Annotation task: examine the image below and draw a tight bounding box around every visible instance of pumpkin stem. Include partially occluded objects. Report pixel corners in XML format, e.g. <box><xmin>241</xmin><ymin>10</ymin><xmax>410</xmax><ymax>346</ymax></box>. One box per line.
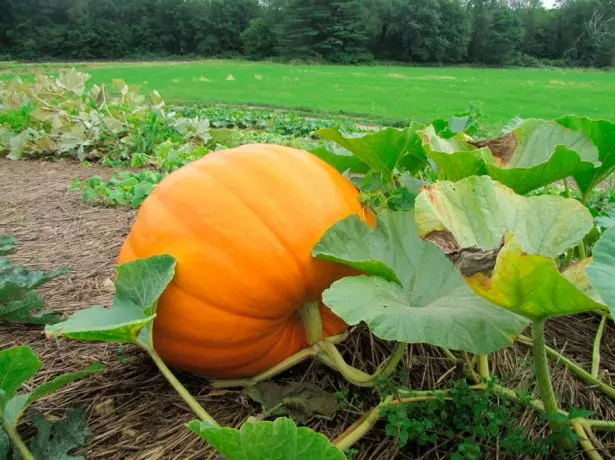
<box><xmin>209</xmin><ymin>332</ymin><xmax>351</xmax><ymax>388</ymax></box>
<box><xmin>298</xmin><ymin>301</ymin><xmax>325</xmax><ymax>345</ymax></box>
<box><xmin>210</xmin><ymin>346</ymin><xmax>318</xmax><ymax>388</ymax></box>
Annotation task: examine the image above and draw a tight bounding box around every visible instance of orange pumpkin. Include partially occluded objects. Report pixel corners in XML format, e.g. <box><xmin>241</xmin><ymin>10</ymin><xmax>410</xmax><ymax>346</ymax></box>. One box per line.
<box><xmin>118</xmin><ymin>143</ymin><xmax>370</xmax><ymax>378</ymax></box>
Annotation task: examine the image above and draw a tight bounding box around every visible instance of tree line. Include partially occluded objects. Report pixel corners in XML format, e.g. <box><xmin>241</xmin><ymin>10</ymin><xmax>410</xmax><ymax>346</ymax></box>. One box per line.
<box><xmin>0</xmin><ymin>0</ymin><xmax>614</xmax><ymax>67</ymax></box>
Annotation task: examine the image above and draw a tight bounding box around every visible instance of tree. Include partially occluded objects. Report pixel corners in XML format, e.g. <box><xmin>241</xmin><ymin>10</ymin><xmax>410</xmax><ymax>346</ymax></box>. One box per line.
<box><xmin>278</xmin><ymin>0</ymin><xmax>371</xmax><ymax>62</ymax></box>
<box><xmin>242</xmin><ymin>17</ymin><xmax>278</xmax><ymax>59</ymax></box>
<box><xmin>381</xmin><ymin>0</ymin><xmax>444</xmax><ymax>62</ymax></box>
<box><xmin>438</xmin><ymin>0</ymin><xmax>473</xmax><ymax>62</ymax></box>
<box><xmin>469</xmin><ymin>0</ymin><xmax>524</xmax><ymax>65</ymax></box>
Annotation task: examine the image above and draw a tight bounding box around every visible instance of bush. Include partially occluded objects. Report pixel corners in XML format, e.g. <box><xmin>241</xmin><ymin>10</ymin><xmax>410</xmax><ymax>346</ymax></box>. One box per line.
<box><xmin>510</xmin><ymin>53</ymin><xmax>543</xmax><ymax>68</ymax></box>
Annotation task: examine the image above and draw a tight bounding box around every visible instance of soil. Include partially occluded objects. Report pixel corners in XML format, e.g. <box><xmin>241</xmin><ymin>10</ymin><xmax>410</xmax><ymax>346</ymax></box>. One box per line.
<box><xmin>1</xmin><ymin>158</ymin><xmax>614</xmax><ymax>459</ymax></box>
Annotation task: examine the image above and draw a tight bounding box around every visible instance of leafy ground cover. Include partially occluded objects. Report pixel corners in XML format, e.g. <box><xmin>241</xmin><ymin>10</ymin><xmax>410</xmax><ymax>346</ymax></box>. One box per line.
<box><xmin>2</xmin><ymin>60</ymin><xmax>615</xmax><ymax>131</ymax></box>
<box><xmin>1</xmin><ymin>68</ymin><xmax>615</xmax><ymax>459</ymax></box>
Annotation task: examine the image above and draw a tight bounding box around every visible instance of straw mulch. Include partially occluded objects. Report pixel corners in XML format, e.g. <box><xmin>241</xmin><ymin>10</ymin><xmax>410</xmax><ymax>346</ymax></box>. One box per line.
<box><xmin>1</xmin><ymin>158</ymin><xmax>614</xmax><ymax>459</ymax></box>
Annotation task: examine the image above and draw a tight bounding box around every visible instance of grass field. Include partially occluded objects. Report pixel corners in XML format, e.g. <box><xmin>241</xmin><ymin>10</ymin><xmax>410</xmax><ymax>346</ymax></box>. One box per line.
<box><xmin>2</xmin><ymin>59</ymin><xmax>615</xmax><ymax>129</ymax></box>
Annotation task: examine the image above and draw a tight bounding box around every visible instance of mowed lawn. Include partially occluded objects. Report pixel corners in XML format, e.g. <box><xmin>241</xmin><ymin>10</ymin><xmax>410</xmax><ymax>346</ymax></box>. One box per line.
<box><xmin>3</xmin><ymin>60</ymin><xmax>615</xmax><ymax>129</ymax></box>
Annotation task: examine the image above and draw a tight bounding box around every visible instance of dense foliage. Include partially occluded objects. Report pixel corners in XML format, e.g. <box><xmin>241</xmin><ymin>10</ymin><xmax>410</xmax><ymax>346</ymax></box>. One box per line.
<box><xmin>3</xmin><ymin>71</ymin><xmax>615</xmax><ymax>458</ymax></box>
<box><xmin>1</xmin><ymin>0</ymin><xmax>614</xmax><ymax>67</ymax></box>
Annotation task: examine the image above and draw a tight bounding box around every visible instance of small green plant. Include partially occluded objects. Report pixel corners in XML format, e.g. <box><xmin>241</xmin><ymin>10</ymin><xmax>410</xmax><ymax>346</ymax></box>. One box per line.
<box><xmin>0</xmin><ymin>236</ymin><xmax>68</xmax><ymax>325</ymax></box>
<box><xmin>381</xmin><ymin>379</ymin><xmax>550</xmax><ymax>458</ymax></box>
<box><xmin>71</xmin><ymin>170</ymin><xmax>165</xmax><ymax>208</ymax></box>
<box><xmin>0</xmin><ymin>345</ymin><xmax>102</xmax><ymax>460</ymax></box>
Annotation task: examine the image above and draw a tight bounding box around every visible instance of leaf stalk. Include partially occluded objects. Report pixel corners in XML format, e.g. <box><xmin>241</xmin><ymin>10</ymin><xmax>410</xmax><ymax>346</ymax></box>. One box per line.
<box><xmin>137</xmin><ymin>340</ymin><xmax>219</xmax><ymax>426</ymax></box>
<box><xmin>517</xmin><ymin>334</ymin><xmax>615</xmax><ymax>400</ymax></box>
<box><xmin>2</xmin><ymin>419</ymin><xmax>34</xmax><ymax>460</ymax></box>
<box><xmin>591</xmin><ymin>314</ymin><xmax>607</xmax><ymax>378</ymax></box>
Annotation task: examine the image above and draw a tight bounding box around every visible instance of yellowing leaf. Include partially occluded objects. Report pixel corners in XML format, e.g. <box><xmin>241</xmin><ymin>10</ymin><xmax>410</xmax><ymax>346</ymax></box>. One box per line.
<box><xmin>55</xmin><ymin>69</ymin><xmax>90</xmax><ymax>95</ymax></box>
<box><xmin>415</xmin><ymin>176</ymin><xmax>592</xmax><ymax>258</ymax></box>
<box><xmin>420</xmin><ymin>118</ymin><xmax>600</xmax><ymax>194</ymax></box>
<box><xmin>467</xmin><ymin>234</ymin><xmax>606</xmax><ymax>320</ymax></box>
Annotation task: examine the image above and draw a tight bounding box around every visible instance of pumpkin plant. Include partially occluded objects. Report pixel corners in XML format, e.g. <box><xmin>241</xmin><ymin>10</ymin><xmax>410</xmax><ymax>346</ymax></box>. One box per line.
<box><xmin>0</xmin><ymin>346</ymin><xmax>102</xmax><ymax>460</ymax></box>
<box><xmin>45</xmin><ymin>114</ymin><xmax>615</xmax><ymax>458</ymax></box>
<box><xmin>0</xmin><ymin>236</ymin><xmax>68</xmax><ymax>325</ymax></box>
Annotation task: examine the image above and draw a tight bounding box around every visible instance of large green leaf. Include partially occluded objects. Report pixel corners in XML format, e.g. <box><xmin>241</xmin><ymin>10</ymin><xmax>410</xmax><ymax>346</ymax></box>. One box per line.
<box><xmin>420</xmin><ymin>119</ymin><xmax>600</xmax><ymax>194</ymax></box>
<box><xmin>586</xmin><ymin>228</ymin><xmax>615</xmax><ymax>318</ymax></box>
<box><xmin>313</xmin><ymin>212</ymin><xmax>528</xmax><ymax>354</ymax></box>
<box><xmin>3</xmin><ymin>362</ymin><xmax>103</xmax><ymax>427</ymax></box>
<box><xmin>0</xmin><ymin>291</ymin><xmax>62</xmax><ymax>325</ymax></box>
<box><xmin>0</xmin><ymin>237</ymin><xmax>17</xmax><ymax>256</ymax></box>
<box><xmin>557</xmin><ymin>116</ymin><xmax>615</xmax><ymax>195</ymax></box>
<box><xmin>467</xmin><ymin>234</ymin><xmax>606</xmax><ymax>320</ymax></box>
<box><xmin>28</xmin><ymin>407</ymin><xmax>91</xmax><ymax>460</ymax></box>
<box><xmin>314</xmin><ymin>125</ymin><xmax>426</xmax><ymax>177</ymax></box>
<box><xmin>0</xmin><ymin>258</ymin><xmax>68</xmax><ymax>303</ymax></box>
<box><xmin>188</xmin><ymin>417</ymin><xmax>345</xmax><ymax>460</ymax></box>
<box><xmin>0</xmin><ymin>346</ymin><xmax>41</xmax><ymax>408</ymax></box>
<box><xmin>45</xmin><ymin>255</ymin><xmax>176</xmax><ymax>346</ymax></box>
<box><xmin>308</xmin><ymin>144</ymin><xmax>368</xmax><ymax>174</ymax></box>
<box><xmin>415</xmin><ymin>176</ymin><xmax>593</xmax><ymax>258</ymax></box>
<box><xmin>0</xmin><ymin>249</ymin><xmax>67</xmax><ymax>325</ymax></box>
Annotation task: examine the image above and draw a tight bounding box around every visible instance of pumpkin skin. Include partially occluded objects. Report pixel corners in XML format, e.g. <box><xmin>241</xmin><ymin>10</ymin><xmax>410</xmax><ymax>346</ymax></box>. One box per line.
<box><xmin>118</xmin><ymin>143</ymin><xmax>370</xmax><ymax>378</ymax></box>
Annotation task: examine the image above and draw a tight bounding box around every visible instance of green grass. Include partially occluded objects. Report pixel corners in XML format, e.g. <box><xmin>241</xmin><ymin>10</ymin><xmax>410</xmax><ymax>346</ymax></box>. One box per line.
<box><xmin>3</xmin><ymin>60</ymin><xmax>615</xmax><ymax>129</ymax></box>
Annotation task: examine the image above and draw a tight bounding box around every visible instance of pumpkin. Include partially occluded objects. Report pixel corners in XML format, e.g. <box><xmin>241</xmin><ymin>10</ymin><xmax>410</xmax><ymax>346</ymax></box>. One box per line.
<box><xmin>118</xmin><ymin>143</ymin><xmax>370</xmax><ymax>378</ymax></box>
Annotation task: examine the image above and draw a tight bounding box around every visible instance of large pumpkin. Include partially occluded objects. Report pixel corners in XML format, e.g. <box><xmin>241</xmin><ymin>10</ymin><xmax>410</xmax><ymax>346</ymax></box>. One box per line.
<box><xmin>118</xmin><ymin>143</ymin><xmax>370</xmax><ymax>378</ymax></box>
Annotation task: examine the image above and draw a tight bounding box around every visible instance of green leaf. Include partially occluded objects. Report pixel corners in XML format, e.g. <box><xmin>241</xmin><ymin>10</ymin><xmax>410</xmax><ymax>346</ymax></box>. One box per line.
<box><xmin>313</xmin><ymin>212</ymin><xmax>528</xmax><ymax>354</ymax></box>
<box><xmin>557</xmin><ymin>116</ymin><xmax>615</xmax><ymax>195</ymax></box>
<box><xmin>3</xmin><ymin>362</ymin><xmax>103</xmax><ymax>427</ymax></box>
<box><xmin>415</xmin><ymin>176</ymin><xmax>593</xmax><ymax>258</ymax></box>
<box><xmin>188</xmin><ymin>417</ymin><xmax>345</xmax><ymax>460</ymax></box>
<box><xmin>45</xmin><ymin>255</ymin><xmax>176</xmax><ymax>346</ymax></box>
<box><xmin>309</xmin><ymin>144</ymin><xmax>368</xmax><ymax>174</ymax></box>
<box><xmin>0</xmin><ymin>237</ymin><xmax>17</xmax><ymax>256</ymax></box>
<box><xmin>0</xmin><ymin>259</ymin><xmax>69</xmax><ymax>304</ymax></box>
<box><xmin>420</xmin><ymin>119</ymin><xmax>600</xmax><ymax>194</ymax></box>
<box><xmin>28</xmin><ymin>407</ymin><xmax>91</xmax><ymax>460</ymax></box>
<box><xmin>467</xmin><ymin>234</ymin><xmax>605</xmax><ymax>320</ymax></box>
<box><xmin>0</xmin><ymin>291</ymin><xmax>62</xmax><ymax>325</ymax></box>
<box><xmin>596</xmin><ymin>209</ymin><xmax>615</xmax><ymax>229</ymax></box>
<box><xmin>586</xmin><ymin>228</ymin><xmax>615</xmax><ymax>318</ymax></box>
<box><xmin>314</xmin><ymin>126</ymin><xmax>425</xmax><ymax>177</ymax></box>
<box><xmin>0</xmin><ymin>346</ymin><xmax>41</xmax><ymax>408</ymax></box>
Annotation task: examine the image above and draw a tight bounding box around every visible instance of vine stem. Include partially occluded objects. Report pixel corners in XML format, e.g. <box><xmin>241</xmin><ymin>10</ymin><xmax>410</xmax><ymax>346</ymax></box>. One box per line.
<box><xmin>563</xmin><ymin>177</ymin><xmax>587</xmax><ymax>259</ymax></box>
<box><xmin>210</xmin><ymin>332</ymin><xmax>351</xmax><ymax>388</ymax></box>
<box><xmin>2</xmin><ymin>419</ymin><xmax>34</xmax><ymax>460</ymax></box>
<box><xmin>517</xmin><ymin>335</ymin><xmax>615</xmax><ymax>400</ymax></box>
<box><xmin>563</xmin><ymin>177</ymin><xmax>572</xmax><ymax>198</ymax></box>
<box><xmin>333</xmin><ymin>382</ymin><xmax>615</xmax><ymax>451</ymax></box>
<box><xmin>137</xmin><ymin>340</ymin><xmax>219</xmax><ymax>426</ymax></box>
<box><xmin>300</xmin><ymin>302</ymin><xmax>407</xmax><ymax>387</ymax></box>
<box><xmin>317</xmin><ymin>340</ymin><xmax>407</xmax><ymax>387</ymax></box>
<box><xmin>532</xmin><ymin>318</ymin><xmax>571</xmax><ymax>447</ymax></box>
<box><xmin>478</xmin><ymin>355</ymin><xmax>490</xmax><ymax>380</ymax></box>
<box><xmin>334</xmin><ymin>396</ymin><xmax>449</xmax><ymax>450</ymax></box>
<box><xmin>591</xmin><ymin>314</ymin><xmax>607</xmax><ymax>378</ymax></box>
<box><xmin>463</xmin><ymin>351</ymin><xmax>480</xmax><ymax>383</ymax></box>
<box><xmin>333</xmin><ymin>405</ymin><xmax>381</xmax><ymax>451</ymax></box>
<box><xmin>440</xmin><ymin>347</ymin><xmax>458</xmax><ymax>363</ymax></box>
<box><xmin>532</xmin><ymin>319</ymin><xmax>559</xmax><ymax>414</ymax></box>
<box><xmin>571</xmin><ymin>420</ymin><xmax>604</xmax><ymax>460</ymax></box>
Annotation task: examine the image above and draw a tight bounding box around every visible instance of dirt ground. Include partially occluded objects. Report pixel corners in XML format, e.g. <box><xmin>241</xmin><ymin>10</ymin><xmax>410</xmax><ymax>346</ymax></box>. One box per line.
<box><xmin>1</xmin><ymin>158</ymin><xmax>614</xmax><ymax>459</ymax></box>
